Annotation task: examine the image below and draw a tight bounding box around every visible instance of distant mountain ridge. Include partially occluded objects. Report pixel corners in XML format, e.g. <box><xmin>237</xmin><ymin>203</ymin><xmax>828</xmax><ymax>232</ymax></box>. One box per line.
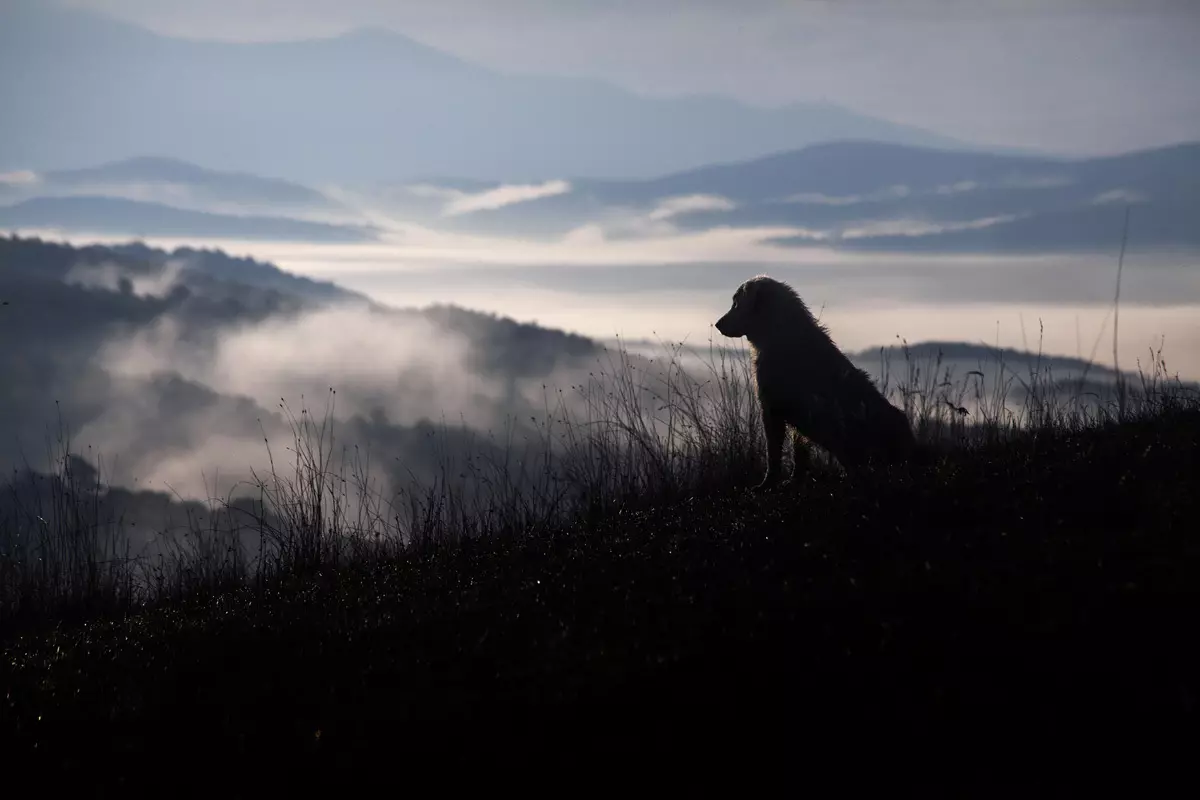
<box><xmin>3</xmin><ymin>139</ymin><xmax>1198</xmax><ymax>251</ymax></box>
<box><xmin>0</xmin><ymin>234</ymin><xmax>367</xmax><ymax>305</ymax></box>
<box><xmin>41</xmin><ymin>157</ymin><xmax>339</xmax><ymax>209</ymax></box>
<box><xmin>423</xmin><ymin>139</ymin><xmax>1200</xmax><ymax>252</ymax></box>
<box><xmin>0</xmin><ymin>196</ymin><xmax>377</xmax><ymax>243</ymax></box>
<box><xmin>0</xmin><ymin>3</ymin><xmax>977</xmax><ymax>183</ymax></box>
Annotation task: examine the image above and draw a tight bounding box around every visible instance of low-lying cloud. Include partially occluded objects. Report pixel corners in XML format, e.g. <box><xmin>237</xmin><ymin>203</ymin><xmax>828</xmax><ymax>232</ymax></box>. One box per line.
<box><xmin>781</xmin><ymin>175</ymin><xmax>1074</xmax><ymax>207</ymax></box>
<box><xmin>934</xmin><ymin>181</ymin><xmax>979</xmax><ymax>195</ymax></box>
<box><xmin>96</xmin><ymin>304</ymin><xmax>505</xmax><ymax>428</ymax></box>
<box><xmin>441</xmin><ymin>180</ymin><xmax>572</xmax><ymax>216</ymax></box>
<box><xmin>840</xmin><ymin>214</ymin><xmax>1024</xmax><ymax>239</ymax></box>
<box><xmin>72</xmin><ymin>296</ymin><xmax>618</xmax><ymax>501</ymax></box>
<box><xmin>0</xmin><ymin>170</ymin><xmax>40</xmax><ymax>187</ymax></box>
<box><xmin>1092</xmin><ymin>188</ymin><xmax>1149</xmax><ymax>205</ymax></box>
<box><xmin>998</xmin><ymin>174</ymin><xmax>1074</xmax><ymax>190</ymax></box>
<box><xmin>783</xmin><ymin>185</ymin><xmax>912</xmax><ymax>206</ymax></box>
<box><xmin>647</xmin><ymin>193</ymin><xmax>737</xmax><ymax>221</ymax></box>
<box><xmin>65</xmin><ymin>258</ymin><xmax>186</xmax><ymax>298</ymax></box>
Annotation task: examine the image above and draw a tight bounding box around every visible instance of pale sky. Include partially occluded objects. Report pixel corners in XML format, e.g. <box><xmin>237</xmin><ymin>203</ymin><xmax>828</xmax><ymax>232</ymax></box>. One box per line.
<box><xmin>58</xmin><ymin>0</ymin><xmax>1200</xmax><ymax>155</ymax></box>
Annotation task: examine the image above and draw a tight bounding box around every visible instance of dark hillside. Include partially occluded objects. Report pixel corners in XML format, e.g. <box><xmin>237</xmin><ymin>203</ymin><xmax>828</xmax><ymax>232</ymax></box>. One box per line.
<box><xmin>3</xmin><ymin>405</ymin><xmax>1198</xmax><ymax>785</ymax></box>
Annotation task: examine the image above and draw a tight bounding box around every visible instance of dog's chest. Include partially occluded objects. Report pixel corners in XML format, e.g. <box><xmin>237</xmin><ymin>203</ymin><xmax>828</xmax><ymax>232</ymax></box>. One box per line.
<box><xmin>752</xmin><ymin>349</ymin><xmax>797</xmax><ymax>394</ymax></box>
<box><xmin>753</xmin><ymin>347</ymin><xmax>837</xmax><ymax>398</ymax></box>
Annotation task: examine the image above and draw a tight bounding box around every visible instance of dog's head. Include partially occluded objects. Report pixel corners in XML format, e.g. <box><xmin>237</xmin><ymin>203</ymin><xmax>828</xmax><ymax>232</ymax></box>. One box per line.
<box><xmin>715</xmin><ymin>275</ymin><xmax>779</xmax><ymax>339</ymax></box>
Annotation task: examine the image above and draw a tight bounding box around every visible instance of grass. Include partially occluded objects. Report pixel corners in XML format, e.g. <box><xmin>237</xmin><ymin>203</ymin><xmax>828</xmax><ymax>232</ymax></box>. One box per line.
<box><xmin>2</xmin><ymin>330</ymin><xmax>1199</xmax><ymax>784</ymax></box>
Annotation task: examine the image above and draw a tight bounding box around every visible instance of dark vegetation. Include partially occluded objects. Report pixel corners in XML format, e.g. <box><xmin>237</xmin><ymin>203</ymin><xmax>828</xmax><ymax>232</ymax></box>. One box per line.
<box><xmin>2</xmin><ymin>235</ymin><xmax>1199</xmax><ymax>785</ymax></box>
<box><xmin>3</xmin><ymin>400</ymin><xmax>1198</xmax><ymax>786</ymax></box>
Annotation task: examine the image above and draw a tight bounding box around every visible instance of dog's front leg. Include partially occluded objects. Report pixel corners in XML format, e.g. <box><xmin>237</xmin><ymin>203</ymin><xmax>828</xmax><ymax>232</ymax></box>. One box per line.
<box><xmin>754</xmin><ymin>406</ymin><xmax>786</xmax><ymax>492</ymax></box>
<box><xmin>791</xmin><ymin>429</ymin><xmax>811</xmax><ymax>479</ymax></box>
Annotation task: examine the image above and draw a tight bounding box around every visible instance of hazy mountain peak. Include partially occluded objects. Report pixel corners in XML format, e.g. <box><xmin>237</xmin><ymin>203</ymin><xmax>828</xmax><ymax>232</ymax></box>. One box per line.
<box><xmin>0</xmin><ymin>4</ymin><xmax>976</xmax><ymax>182</ymax></box>
<box><xmin>273</xmin><ymin>21</ymin><xmax>478</xmax><ymax>74</ymax></box>
<box><xmin>62</xmin><ymin>156</ymin><xmax>218</xmax><ymax>180</ymax></box>
<box><xmin>337</xmin><ymin>25</ymin><xmax>412</xmax><ymax>43</ymax></box>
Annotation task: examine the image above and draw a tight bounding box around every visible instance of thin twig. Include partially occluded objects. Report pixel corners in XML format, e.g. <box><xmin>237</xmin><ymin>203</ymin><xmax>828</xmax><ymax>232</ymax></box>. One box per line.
<box><xmin>1113</xmin><ymin>205</ymin><xmax>1131</xmax><ymax>417</ymax></box>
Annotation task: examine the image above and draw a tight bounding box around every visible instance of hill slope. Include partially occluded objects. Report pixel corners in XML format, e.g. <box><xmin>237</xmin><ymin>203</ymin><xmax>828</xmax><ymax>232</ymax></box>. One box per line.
<box><xmin>3</xmin><ymin>405</ymin><xmax>1198</xmax><ymax>782</ymax></box>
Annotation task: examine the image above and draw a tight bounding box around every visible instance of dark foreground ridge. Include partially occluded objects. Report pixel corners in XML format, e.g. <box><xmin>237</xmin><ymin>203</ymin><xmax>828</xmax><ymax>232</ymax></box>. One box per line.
<box><xmin>4</xmin><ymin>409</ymin><xmax>1200</xmax><ymax>785</ymax></box>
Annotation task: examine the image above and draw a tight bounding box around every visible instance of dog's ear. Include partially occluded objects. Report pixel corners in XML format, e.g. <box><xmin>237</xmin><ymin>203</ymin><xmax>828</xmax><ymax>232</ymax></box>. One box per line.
<box><xmin>747</xmin><ymin>280</ymin><xmax>766</xmax><ymax>313</ymax></box>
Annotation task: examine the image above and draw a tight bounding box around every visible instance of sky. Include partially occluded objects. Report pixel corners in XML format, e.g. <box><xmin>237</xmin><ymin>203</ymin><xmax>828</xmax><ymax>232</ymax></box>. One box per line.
<box><xmin>58</xmin><ymin>0</ymin><xmax>1200</xmax><ymax>155</ymax></box>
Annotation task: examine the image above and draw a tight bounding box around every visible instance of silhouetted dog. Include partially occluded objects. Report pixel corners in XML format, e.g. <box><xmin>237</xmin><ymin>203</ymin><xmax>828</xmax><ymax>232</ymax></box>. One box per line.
<box><xmin>715</xmin><ymin>275</ymin><xmax>916</xmax><ymax>489</ymax></box>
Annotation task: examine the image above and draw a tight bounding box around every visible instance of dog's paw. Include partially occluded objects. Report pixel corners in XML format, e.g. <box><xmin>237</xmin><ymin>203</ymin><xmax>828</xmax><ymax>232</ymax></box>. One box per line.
<box><xmin>750</xmin><ymin>476</ymin><xmax>781</xmax><ymax>494</ymax></box>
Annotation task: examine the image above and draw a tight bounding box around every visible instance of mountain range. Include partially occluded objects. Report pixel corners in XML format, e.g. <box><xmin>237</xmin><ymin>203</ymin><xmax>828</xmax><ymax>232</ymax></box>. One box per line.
<box><xmin>36</xmin><ymin>156</ymin><xmax>341</xmax><ymax>212</ymax></box>
<box><xmin>417</xmin><ymin>140</ymin><xmax>1200</xmax><ymax>252</ymax></box>
<box><xmin>0</xmin><ymin>195</ymin><xmax>377</xmax><ymax>242</ymax></box>
<box><xmin>0</xmin><ymin>2</ymin><xmax>976</xmax><ymax>183</ymax></box>
<box><xmin>5</xmin><ymin>140</ymin><xmax>1195</xmax><ymax>252</ymax></box>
